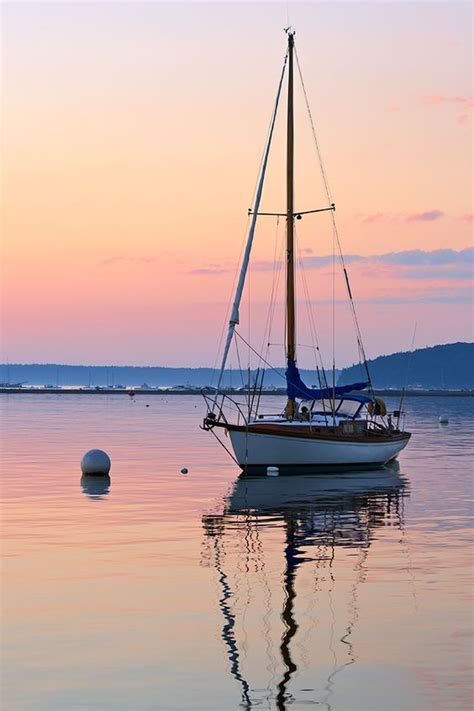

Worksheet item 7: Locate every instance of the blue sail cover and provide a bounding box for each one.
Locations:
[286,359,368,401]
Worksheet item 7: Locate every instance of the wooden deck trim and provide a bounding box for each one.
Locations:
[216,421,411,444]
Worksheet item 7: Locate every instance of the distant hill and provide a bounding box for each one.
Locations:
[3,343,472,390]
[0,363,338,389]
[338,342,474,390]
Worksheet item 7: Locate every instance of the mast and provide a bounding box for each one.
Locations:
[286,30,296,419]
[211,52,288,405]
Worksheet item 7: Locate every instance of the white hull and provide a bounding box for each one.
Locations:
[227,465,403,511]
[229,429,409,469]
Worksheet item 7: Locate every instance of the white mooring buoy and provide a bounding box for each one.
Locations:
[267,466,279,477]
[81,449,111,476]
[439,415,449,424]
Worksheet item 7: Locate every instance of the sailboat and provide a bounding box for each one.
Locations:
[202,29,411,471]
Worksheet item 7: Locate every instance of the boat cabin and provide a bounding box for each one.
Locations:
[298,394,371,422]
[252,394,384,430]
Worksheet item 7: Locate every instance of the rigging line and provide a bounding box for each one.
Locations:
[254,367,267,421]
[235,330,287,382]
[247,229,251,374]
[240,516,253,668]
[264,221,286,361]
[249,50,289,217]
[212,536,252,708]
[257,218,285,413]
[295,46,374,395]
[276,516,299,711]
[295,238,330,422]
[249,365,261,416]
[255,536,278,709]
[209,427,239,466]
[295,225,329,389]
[295,48,360,346]
[211,212,252,385]
[294,47,332,205]
[295,230,318,359]
[297,259,326,396]
[253,216,281,394]
[234,335,246,389]
[259,215,282,359]
[332,215,336,409]
[268,342,333,351]
[333,219,370,377]
[214,44,285,387]
[254,235,280,411]
[297,297,323,373]
[397,321,418,427]
[327,211,368,375]
[323,540,370,706]
[214,49,289,401]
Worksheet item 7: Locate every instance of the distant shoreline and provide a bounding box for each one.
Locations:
[1,387,473,397]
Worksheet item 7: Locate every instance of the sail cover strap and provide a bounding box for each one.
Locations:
[286,359,368,400]
[214,52,288,397]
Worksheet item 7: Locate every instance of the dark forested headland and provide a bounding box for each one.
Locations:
[338,342,473,390]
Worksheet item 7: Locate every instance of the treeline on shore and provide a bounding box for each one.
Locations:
[2,342,472,390]
[0,363,330,389]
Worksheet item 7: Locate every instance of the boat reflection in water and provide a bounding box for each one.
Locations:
[202,465,409,710]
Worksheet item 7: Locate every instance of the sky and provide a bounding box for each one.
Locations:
[1,1,472,368]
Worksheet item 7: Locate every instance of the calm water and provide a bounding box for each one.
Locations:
[1,394,473,710]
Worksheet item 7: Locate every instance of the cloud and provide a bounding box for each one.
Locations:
[189,248,474,290]
[385,95,472,123]
[422,95,473,108]
[360,210,445,224]
[301,285,473,305]
[361,211,472,225]
[240,247,474,277]
[372,247,473,267]
[405,210,444,223]
[303,254,363,268]
[361,286,473,304]
[402,265,473,280]
[325,248,474,286]
[250,254,364,271]
[421,94,473,124]
[189,265,229,275]
[361,212,388,224]
[423,95,447,106]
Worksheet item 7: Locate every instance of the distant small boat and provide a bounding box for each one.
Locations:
[203,29,411,471]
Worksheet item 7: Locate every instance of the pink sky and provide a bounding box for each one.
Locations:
[2,2,472,367]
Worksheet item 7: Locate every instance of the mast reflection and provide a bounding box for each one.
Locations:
[202,466,408,709]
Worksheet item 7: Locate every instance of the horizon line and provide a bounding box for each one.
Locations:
[1,341,471,370]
